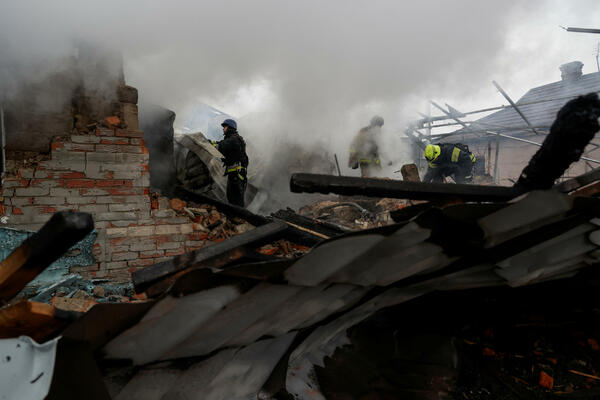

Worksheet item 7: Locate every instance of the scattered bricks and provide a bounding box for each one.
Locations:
[157,241,182,250]
[106,227,128,237]
[15,187,49,196]
[106,116,121,127]
[155,225,181,235]
[19,169,34,179]
[65,179,96,188]
[95,180,126,187]
[96,127,115,137]
[33,197,66,205]
[71,135,101,144]
[95,211,137,221]
[30,179,60,189]
[169,198,186,211]
[100,137,129,145]
[79,204,109,213]
[140,250,164,259]
[126,226,154,237]
[102,261,128,270]
[116,129,144,138]
[112,251,139,261]
[130,240,156,252]
[92,286,105,297]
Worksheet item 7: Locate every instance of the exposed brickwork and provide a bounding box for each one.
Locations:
[0,126,211,283]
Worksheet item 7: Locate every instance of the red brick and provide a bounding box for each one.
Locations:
[116,129,144,138]
[96,180,125,187]
[51,142,64,151]
[100,138,128,145]
[96,127,115,137]
[12,207,23,215]
[65,179,96,188]
[106,116,120,126]
[165,248,185,257]
[60,172,86,179]
[106,188,138,196]
[39,206,57,214]
[127,258,156,268]
[140,250,164,259]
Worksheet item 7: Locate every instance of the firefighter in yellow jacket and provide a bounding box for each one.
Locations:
[423,143,476,184]
[348,115,384,177]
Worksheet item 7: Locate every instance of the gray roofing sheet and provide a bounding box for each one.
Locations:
[101,190,600,398]
[450,72,600,137]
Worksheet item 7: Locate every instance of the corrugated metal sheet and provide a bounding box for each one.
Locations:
[100,190,600,398]
[446,71,600,139]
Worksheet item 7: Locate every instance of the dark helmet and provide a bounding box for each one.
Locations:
[221,118,237,130]
[370,115,384,127]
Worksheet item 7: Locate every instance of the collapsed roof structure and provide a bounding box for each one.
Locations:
[3,91,600,399]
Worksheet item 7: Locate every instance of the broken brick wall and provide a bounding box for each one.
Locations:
[0,124,209,282]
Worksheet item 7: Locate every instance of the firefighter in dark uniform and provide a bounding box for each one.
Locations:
[423,143,476,184]
[217,119,249,207]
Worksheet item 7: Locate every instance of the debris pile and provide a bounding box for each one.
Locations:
[2,94,600,400]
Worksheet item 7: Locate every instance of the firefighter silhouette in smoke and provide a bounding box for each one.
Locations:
[348,115,384,177]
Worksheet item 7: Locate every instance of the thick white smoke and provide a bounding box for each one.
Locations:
[1,0,599,209]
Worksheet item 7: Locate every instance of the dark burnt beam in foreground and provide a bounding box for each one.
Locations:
[132,220,288,294]
[290,173,516,202]
[514,93,600,194]
[0,211,94,302]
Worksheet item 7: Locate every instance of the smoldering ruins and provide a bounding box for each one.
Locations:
[3,1,600,399]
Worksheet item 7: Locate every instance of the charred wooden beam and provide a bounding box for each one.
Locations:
[290,173,516,202]
[554,168,600,193]
[514,93,600,194]
[132,220,288,294]
[272,209,349,238]
[0,211,94,302]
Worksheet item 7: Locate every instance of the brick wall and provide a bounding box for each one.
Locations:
[0,127,209,282]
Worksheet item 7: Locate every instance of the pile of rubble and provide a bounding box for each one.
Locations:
[2,93,600,400]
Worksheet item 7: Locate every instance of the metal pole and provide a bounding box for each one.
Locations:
[492,80,541,135]
[333,154,341,176]
[494,135,500,184]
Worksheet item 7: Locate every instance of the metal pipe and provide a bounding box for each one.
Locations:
[492,80,541,135]
[494,135,500,184]
[563,27,600,34]
[0,105,5,178]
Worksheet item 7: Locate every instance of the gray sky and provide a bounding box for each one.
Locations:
[1,0,600,175]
